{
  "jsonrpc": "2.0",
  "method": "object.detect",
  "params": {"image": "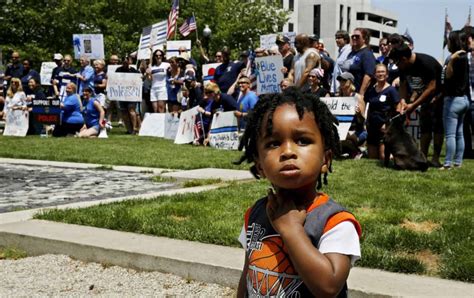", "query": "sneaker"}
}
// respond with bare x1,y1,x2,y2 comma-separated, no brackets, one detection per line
118,120,124,127
439,165,452,171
